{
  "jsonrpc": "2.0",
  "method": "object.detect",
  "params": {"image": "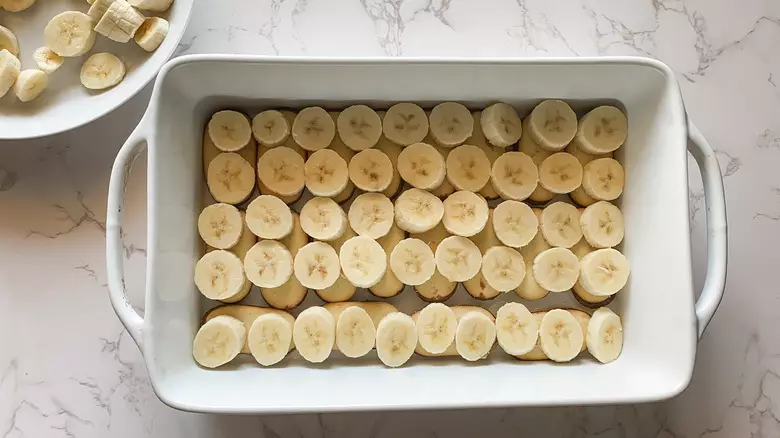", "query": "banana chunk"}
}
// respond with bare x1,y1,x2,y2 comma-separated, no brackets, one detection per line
586,307,623,363
293,306,336,363
194,250,247,301
246,195,293,239
582,158,625,201
293,241,340,289
0,50,21,99
481,102,523,147
337,105,382,151
33,47,64,74
87,0,113,21
128,0,173,12
248,314,293,366
193,315,246,368
442,190,489,238
416,303,457,354
533,247,579,292
539,309,584,362
579,248,630,296
383,102,428,146
252,109,290,147
493,200,538,248
0,25,19,57
335,306,376,358
455,311,496,361
134,17,169,51
526,99,578,151
95,0,145,43
490,151,538,201
538,152,583,194
257,146,305,196
300,197,348,241
540,201,582,248
446,144,491,192
376,312,417,367
390,237,436,286
198,203,243,249
575,106,628,154
397,142,446,190
293,107,335,151
304,149,349,197
44,11,96,57
580,201,624,248
243,240,293,288
348,148,393,192
481,246,525,292
339,236,387,288
434,235,482,282
495,302,538,356
347,192,393,239
394,188,444,233
13,69,48,102
429,102,473,147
